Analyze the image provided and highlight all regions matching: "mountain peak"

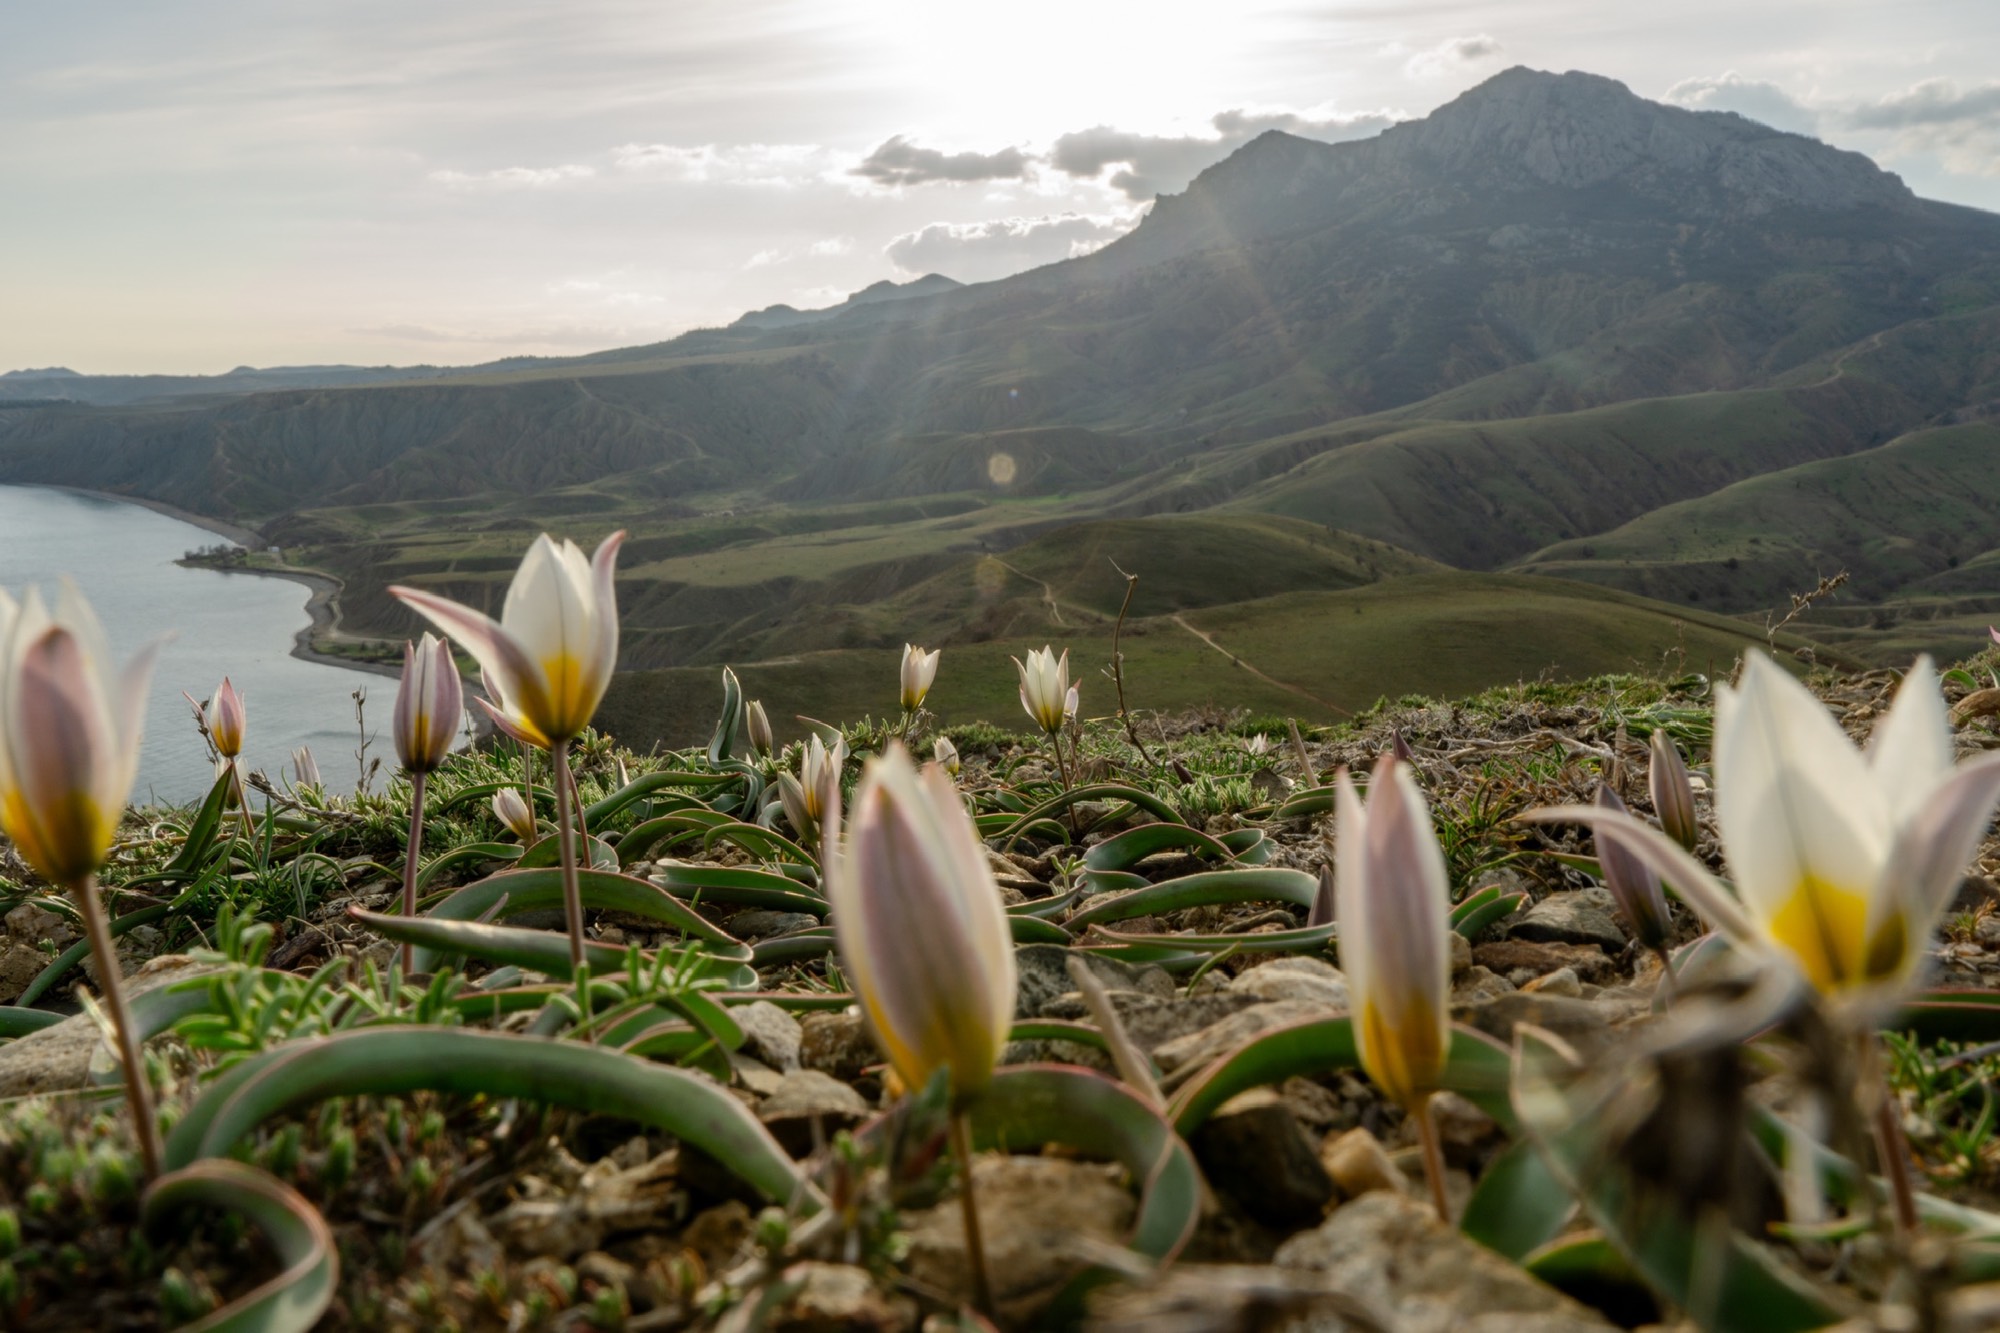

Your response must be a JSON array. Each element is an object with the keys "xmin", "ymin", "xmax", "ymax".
[{"xmin": 1390, "ymin": 66, "xmax": 1909, "ymax": 207}]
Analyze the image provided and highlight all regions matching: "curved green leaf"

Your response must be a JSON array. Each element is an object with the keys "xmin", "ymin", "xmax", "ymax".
[
  {"xmin": 516, "ymin": 833, "xmax": 618, "ymax": 871},
  {"xmin": 1452, "ymin": 889, "xmax": 1528, "ymax": 941},
  {"xmin": 1066, "ymin": 867, "xmax": 1317, "ymax": 931},
  {"xmin": 993, "ymin": 783, "xmax": 1184, "ymax": 846},
  {"xmin": 1077, "ymin": 922, "xmax": 1337, "ymax": 971},
  {"xmin": 973, "ymin": 1065, "xmax": 1200, "ymax": 1304},
  {"xmin": 158, "ymin": 768, "xmax": 237, "ymax": 880},
  {"xmin": 648, "ymin": 863, "xmax": 829, "ymax": 917},
  {"xmin": 1166, "ymin": 1017, "xmax": 1516, "ymax": 1136},
  {"xmin": 1458, "ymin": 1137, "xmax": 1574, "ymax": 1261},
  {"xmin": 0, "ymin": 1007, "xmax": 64, "ymax": 1037},
  {"xmin": 143, "ymin": 1159, "xmax": 336, "ymax": 1333},
  {"xmin": 584, "ymin": 769, "xmax": 736, "ymax": 826},
  {"xmin": 1083, "ymin": 823, "xmax": 1235, "ymax": 873},
  {"xmin": 164, "ymin": 1027, "xmax": 821, "ymax": 1212},
  {"xmin": 1270, "ymin": 784, "xmax": 1338, "ymax": 820},
  {"xmin": 353, "ymin": 908, "xmax": 753, "ymax": 980},
  {"xmin": 709, "ymin": 665, "xmax": 745, "ymax": 766},
  {"xmin": 415, "ymin": 841, "xmax": 522, "ymax": 892},
  {"xmin": 416, "ymin": 867, "xmax": 744, "ymax": 970}
]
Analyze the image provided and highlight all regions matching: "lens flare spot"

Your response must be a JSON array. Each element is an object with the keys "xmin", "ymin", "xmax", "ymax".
[{"xmin": 986, "ymin": 451, "xmax": 1018, "ymax": 487}]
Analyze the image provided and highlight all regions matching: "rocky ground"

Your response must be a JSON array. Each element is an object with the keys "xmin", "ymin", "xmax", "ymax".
[{"xmin": 1, "ymin": 665, "xmax": 1998, "ymax": 1330}]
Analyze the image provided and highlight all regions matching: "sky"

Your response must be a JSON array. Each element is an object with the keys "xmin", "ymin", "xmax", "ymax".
[{"xmin": 4, "ymin": 0, "xmax": 1999, "ymax": 374}]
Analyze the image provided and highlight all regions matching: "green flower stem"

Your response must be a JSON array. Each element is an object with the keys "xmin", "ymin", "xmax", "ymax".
[
  {"xmin": 553, "ymin": 738, "xmax": 592, "ymax": 1037},
  {"xmin": 74, "ymin": 872, "xmax": 162, "ymax": 1179},
  {"xmin": 949, "ymin": 1110, "xmax": 994, "ymax": 1317},
  {"xmin": 1869, "ymin": 1039, "xmax": 1920, "ymax": 1242},
  {"xmin": 399, "ymin": 768, "xmax": 429, "ymax": 975},
  {"xmin": 1415, "ymin": 1092, "xmax": 1451, "ymax": 1222}
]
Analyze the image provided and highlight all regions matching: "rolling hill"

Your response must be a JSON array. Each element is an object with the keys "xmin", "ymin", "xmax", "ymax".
[{"xmin": 4, "ymin": 65, "xmax": 1997, "ymax": 743}]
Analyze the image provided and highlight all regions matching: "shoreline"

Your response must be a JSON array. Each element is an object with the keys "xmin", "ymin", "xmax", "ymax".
[{"xmin": 33, "ymin": 484, "xmax": 405, "ymax": 683}]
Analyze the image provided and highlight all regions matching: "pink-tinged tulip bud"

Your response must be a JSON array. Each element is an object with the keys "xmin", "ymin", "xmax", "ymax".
[
  {"xmin": 492, "ymin": 787, "xmax": 536, "ymax": 841},
  {"xmin": 1335, "ymin": 755, "xmax": 1452, "ymax": 1111},
  {"xmin": 391, "ymin": 531, "xmax": 624, "ymax": 749},
  {"xmin": 900, "ymin": 644, "xmax": 941, "ymax": 712},
  {"xmin": 1593, "ymin": 785, "xmax": 1673, "ymax": 951},
  {"xmin": 0, "ymin": 583, "xmax": 160, "ymax": 885},
  {"xmin": 1390, "ymin": 728, "xmax": 1417, "ymax": 765},
  {"xmin": 1648, "ymin": 730, "xmax": 1699, "ymax": 851},
  {"xmin": 746, "ymin": 700, "xmax": 773, "ymax": 756},
  {"xmin": 291, "ymin": 747, "xmax": 321, "ymax": 791},
  {"xmin": 207, "ymin": 677, "xmax": 245, "ymax": 759},
  {"xmin": 828, "ymin": 744, "xmax": 1017, "ymax": 1106},
  {"xmin": 1990, "ymin": 624, "xmax": 2000, "ymax": 648},
  {"xmin": 1014, "ymin": 646, "xmax": 1071, "ymax": 735},
  {"xmin": 393, "ymin": 633, "xmax": 463, "ymax": 774},
  {"xmin": 934, "ymin": 736, "xmax": 961, "ymax": 777}
]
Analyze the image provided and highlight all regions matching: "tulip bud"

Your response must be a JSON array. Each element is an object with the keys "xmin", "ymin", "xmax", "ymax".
[
  {"xmin": 207, "ymin": 678, "xmax": 245, "ymax": 759},
  {"xmin": 291, "ymin": 747, "xmax": 321, "ymax": 791},
  {"xmin": 934, "ymin": 736, "xmax": 961, "ymax": 777},
  {"xmin": 1592, "ymin": 785, "xmax": 1673, "ymax": 951},
  {"xmin": 746, "ymin": 700, "xmax": 773, "ymax": 756},
  {"xmin": 900, "ymin": 644, "xmax": 941, "ymax": 712},
  {"xmin": 393, "ymin": 633, "xmax": 463, "ymax": 774},
  {"xmin": 0, "ymin": 585, "xmax": 160, "ymax": 885},
  {"xmin": 828, "ymin": 745, "xmax": 1017, "ymax": 1106},
  {"xmin": 492, "ymin": 787, "xmax": 536, "ymax": 841},
  {"xmin": 1648, "ymin": 730, "xmax": 1699, "ymax": 851},
  {"xmin": 780, "ymin": 734, "xmax": 845, "ymax": 836},
  {"xmin": 1013, "ymin": 646, "xmax": 1072, "ymax": 735},
  {"xmin": 1334, "ymin": 755, "xmax": 1452, "ymax": 1111}
]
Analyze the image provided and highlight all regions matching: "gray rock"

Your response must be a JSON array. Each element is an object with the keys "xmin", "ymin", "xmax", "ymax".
[
  {"xmin": 1509, "ymin": 889, "xmax": 1628, "ymax": 951},
  {"xmin": 1275, "ymin": 1191, "xmax": 1617, "ymax": 1331},
  {"xmin": 903, "ymin": 1156, "xmax": 1135, "ymax": 1325},
  {"xmin": 772, "ymin": 1262, "xmax": 914, "ymax": 1332},
  {"xmin": 799, "ymin": 1010, "xmax": 879, "ymax": 1082},
  {"xmin": 1521, "ymin": 967, "xmax": 1582, "ymax": 998},
  {"xmin": 727, "ymin": 909, "xmax": 822, "ymax": 940},
  {"xmin": 0, "ymin": 955, "xmax": 216, "ymax": 1097},
  {"xmin": 1454, "ymin": 991, "xmax": 1611, "ymax": 1052},
  {"xmin": 733, "ymin": 1000, "xmax": 803, "ymax": 1072},
  {"xmin": 5, "ymin": 903, "xmax": 71, "ymax": 946},
  {"xmin": 1229, "ymin": 956, "xmax": 1350, "ymax": 1009},
  {"xmin": 1320, "ymin": 1127, "xmax": 1404, "ymax": 1201},
  {"xmin": 1154, "ymin": 1000, "xmax": 1331, "ymax": 1082},
  {"xmin": 1087, "ymin": 1263, "xmax": 1402, "ymax": 1333},
  {"xmin": 1449, "ymin": 965, "xmax": 1516, "ymax": 1006},
  {"xmin": 0, "ymin": 944, "xmax": 46, "ymax": 1005},
  {"xmin": 758, "ymin": 1070, "xmax": 873, "ymax": 1156},
  {"xmin": 1194, "ymin": 1088, "xmax": 1334, "ymax": 1227},
  {"xmin": 1014, "ymin": 944, "xmax": 1172, "ymax": 1018}
]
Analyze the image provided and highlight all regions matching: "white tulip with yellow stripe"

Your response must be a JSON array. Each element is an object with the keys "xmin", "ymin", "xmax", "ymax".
[
  {"xmin": 0, "ymin": 581, "xmax": 166, "ymax": 1176},
  {"xmin": 390, "ymin": 531, "xmax": 624, "ymax": 750},
  {"xmin": 1335, "ymin": 754, "xmax": 1453, "ymax": 1113},
  {"xmin": 1537, "ymin": 653, "xmax": 2000, "ymax": 1013},
  {"xmin": 1014, "ymin": 645, "xmax": 1075, "ymax": 736},
  {"xmin": 1334, "ymin": 753, "xmax": 1457, "ymax": 1217},
  {"xmin": 827, "ymin": 744, "xmax": 1016, "ymax": 1107},
  {"xmin": 900, "ymin": 644, "xmax": 940, "ymax": 712}
]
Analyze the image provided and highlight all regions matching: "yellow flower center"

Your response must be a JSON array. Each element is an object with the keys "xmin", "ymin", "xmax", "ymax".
[
  {"xmin": 1359, "ymin": 996, "xmax": 1443, "ymax": 1112},
  {"xmin": 1767, "ymin": 874, "xmax": 1906, "ymax": 992},
  {"xmin": 2, "ymin": 785, "xmax": 112, "ymax": 885}
]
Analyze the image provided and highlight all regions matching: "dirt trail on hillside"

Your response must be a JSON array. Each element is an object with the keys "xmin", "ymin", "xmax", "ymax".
[
  {"xmin": 1170, "ymin": 614, "xmax": 1348, "ymax": 716},
  {"xmin": 987, "ymin": 557, "xmax": 1071, "ymax": 627}
]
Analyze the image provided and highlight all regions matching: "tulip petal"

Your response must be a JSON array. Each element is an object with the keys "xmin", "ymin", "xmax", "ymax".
[
  {"xmin": 1519, "ymin": 804, "xmax": 1760, "ymax": 947},
  {"xmin": 1867, "ymin": 656, "xmax": 1951, "ymax": 827},
  {"xmin": 585, "ymin": 530, "xmax": 625, "ymax": 718},
  {"xmin": 392, "ymin": 585, "xmax": 555, "ymax": 746},
  {"xmin": 1714, "ymin": 655, "xmax": 1883, "ymax": 923},
  {"xmin": 1876, "ymin": 749, "xmax": 2000, "ymax": 964}
]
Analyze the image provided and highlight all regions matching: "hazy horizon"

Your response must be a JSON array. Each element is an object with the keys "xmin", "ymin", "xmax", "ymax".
[{"xmin": 8, "ymin": 0, "xmax": 2000, "ymax": 375}]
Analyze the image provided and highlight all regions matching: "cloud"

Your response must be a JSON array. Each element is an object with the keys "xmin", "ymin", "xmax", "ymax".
[
  {"xmin": 1050, "ymin": 106, "xmax": 1400, "ymax": 200},
  {"xmin": 851, "ymin": 135, "xmax": 1035, "ymax": 187},
  {"xmin": 808, "ymin": 236, "xmax": 851, "ymax": 256},
  {"xmin": 1665, "ymin": 72, "xmax": 1820, "ymax": 135},
  {"xmin": 611, "ymin": 142, "xmax": 828, "ymax": 186},
  {"xmin": 885, "ymin": 212, "xmax": 1138, "ymax": 282},
  {"xmin": 1844, "ymin": 79, "xmax": 2000, "ymax": 176},
  {"xmin": 1404, "ymin": 34, "xmax": 1504, "ymax": 79},
  {"xmin": 428, "ymin": 163, "xmax": 595, "ymax": 189},
  {"xmin": 1847, "ymin": 79, "xmax": 2000, "ymax": 131}
]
